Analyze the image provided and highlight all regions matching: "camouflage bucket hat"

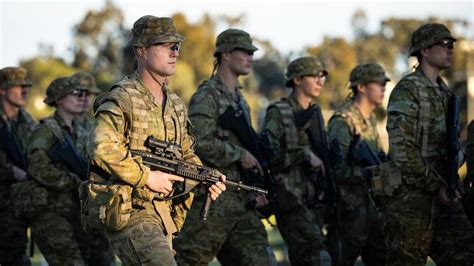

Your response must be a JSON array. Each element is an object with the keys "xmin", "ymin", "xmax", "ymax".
[
  {"xmin": 409, "ymin": 23, "xmax": 457, "ymax": 56},
  {"xmin": 285, "ymin": 56, "xmax": 328, "ymax": 87},
  {"xmin": 214, "ymin": 29, "xmax": 258, "ymax": 57},
  {"xmin": 44, "ymin": 76, "xmax": 85, "ymax": 106},
  {"xmin": 349, "ymin": 63, "xmax": 390, "ymax": 87},
  {"xmin": 130, "ymin": 15, "xmax": 184, "ymax": 47},
  {"xmin": 0, "ymin": 67, "xmax": 32, "ymax": 89},
  {"xmin": 71, "ymin": 71, "xmax": 100, "ymax": 94}
]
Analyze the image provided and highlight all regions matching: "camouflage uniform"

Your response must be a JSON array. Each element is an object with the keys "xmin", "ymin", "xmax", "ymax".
[
  {"xmin": 89, "ymin": 16, "xmax": 199, "ymax": 266},
  {"xmin": 28, "ymin": 77, "xmax": 90, "ymax": 265},
  {"xmin": 72, "ymin": 71, "xmax": 115, "ymax": 266},
  {"xmin": 326, "ymin": 64, "xmax": 389, "ymax": 266},
  {"xmin": 262, "ymin": 57, "xmax": 330, "ymax": 266},
  {"xmin": 463, "ymin": 120, "xmax": 474, "ymax": 225},
  {"xmin": 383, "ymin": 23, "xmax": 474, "ymax": 266},
  {"xmin": 174, "ymin": 29, "xmax": 276, "ymax": 266},
  {"xmin": 0, "ymin": 67, "xmax": 36, "ymax": 266}
]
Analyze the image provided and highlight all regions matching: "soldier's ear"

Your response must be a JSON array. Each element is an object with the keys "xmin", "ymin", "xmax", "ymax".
[
  {"xmin": 221, "ymin": 52, "xmax": 232, "ymax": 63},
  {"xmin": 293, "ymin": 76, "xmax": 302, "ymax": 87},
  {"xmin": 356, "ymin": 84, "xmax": 365, "ymax": 94}
]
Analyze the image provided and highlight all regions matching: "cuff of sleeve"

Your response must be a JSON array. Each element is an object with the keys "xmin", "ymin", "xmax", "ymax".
[{"xmin": 134, "ymin": 165, "xmax": 150, "ymax": 188}]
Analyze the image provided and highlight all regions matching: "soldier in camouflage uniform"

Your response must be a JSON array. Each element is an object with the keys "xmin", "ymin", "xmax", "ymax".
[
  {"xmin": 72, "ymin": 71, "xmax": 101, "ymax": 132},
  {"xmin": 88, "ymin": 15, "xmax": 225, "ymax": 265},
  {"xmin": 383, "ymin": 23, "xmax": 474, "ymax": 265},
  {"xmin": 28, "ymin": 76, "xmax": 90, "ymax": 265},
  {"xmin": 326, "ymin": 63, "xmax": 389, "ymax": 266},
  {"xmin": 262, "ymin": 56, "xmax": 331, "ymax": 266},
  {"xmin": 0, "ymin": 67, "xmax": 36, "ymax": 266},
  {"xmin": 71, "ymin": 72, "xmax": 115, "ymax": 265},
  {"xmin": 174, "ymin": 29, "xmax": 276, "ymax": 266},
  {"xmin": 463, "ymin": 120, "xmax": 474, "ymax": 225}
]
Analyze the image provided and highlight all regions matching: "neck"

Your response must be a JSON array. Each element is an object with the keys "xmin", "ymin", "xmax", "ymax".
[
  {"xmin": 138, "ymin": 66, "xmax": 165, "ymax": 102},
  {"xmin": 420, "ymin": 61, "xmax": 441, "ymax": 87},
  {"xmin": 216, "ymin": 66, "xmax": 239, "ymax": 93},
  {"xmin": 354, "ymin": 95, "xmax": 375, "ymax": 119},
  {"xmin": 1, "ymin": 99, "xmax": 21, "ymax": 120},
  {"xmin": 293, "ymin": 89, "xmax": 313, "ymax": 109},
  {"xmin": 57, "ymin": 108, "xmax": 75, "ymax": 130}
]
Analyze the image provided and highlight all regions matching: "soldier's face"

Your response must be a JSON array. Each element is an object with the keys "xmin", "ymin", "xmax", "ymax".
[
  {"xmin": 57, "ymin": 90, "xmax": 87, "ymax": 115},
  {"xmin": 1, "ymin": 85, "xmax": 29, "ymax": 108},
  {"xmin": 363, "ymin": 81, "xmax": 386, "ymax": 106},
  {"xmin": 141, "ymin": 42, "xmax": 180, "ymax": 76},
  {"xmin": 226, "ymin": 49, "xmax": 254, "ymax": 76},
  {"xmin": 297, "ymin": 74, "xmax": 326, "ymax": 98},
  {"xmin": 422, "ymin": 39, "xmax": 454, "ymax": 70}
]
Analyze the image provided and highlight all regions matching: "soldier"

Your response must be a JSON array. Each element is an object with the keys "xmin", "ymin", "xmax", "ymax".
[
  {"xmin": 88, "ymin": 15, "xmax": 225, "ymax": 265},
  {"xmin": 326, "ymin": 63, "xmax": 388, "ymax": 266},
  {"xmin": 70, "ymin": 71, "xmax": 114, "ymax": 265},
  {"xmin": 383, "ymin": 23, "xmax": 474, "ymax": 265},
  {"xmin": 71, "ymin": 71, "xmax": 101, "ymax": 132},
  {"xmin": 0, "ymin": 67, "xmax": 36, "ymax": 266},
  {"xmin": 173, "ymin": 29, "xmax": 276, "ymax": 266},
  {"xmin": 27, "ymin": 76, "xmax": 90, "ymax": 265},
  {"xmin": 262, "ymin": 56, "xmax": 331, "ymax": 266}
]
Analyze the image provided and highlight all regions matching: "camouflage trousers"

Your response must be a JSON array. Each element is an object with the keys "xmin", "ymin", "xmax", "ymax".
[
  {"xmin": 383, "ymin": 185, "xmax": 474, "ymax": 266},
  {"xmin": 276, "ymin": 204, "xmax": 330, "ymax": 266},
  {"xmin": 0, "ymin": 196, "xmax": 30, "ymax": 266},
  {"xmin": 106, "ymin": 207, "xmax": 175, "ymax": 266},
  {"xmin": 326, "ymin": 200, "xmax": 386, "ymax": 266},
  {"xmin": 31, "ymin": 210, "xmax": 89, "ymax": 266},
  {"xmin": 174, "ymin": 190, "xmax": 276, "ymax": 266},
  {"xmin": 88, "ymin": 232, "xmax": 116, "ymax": 266}
]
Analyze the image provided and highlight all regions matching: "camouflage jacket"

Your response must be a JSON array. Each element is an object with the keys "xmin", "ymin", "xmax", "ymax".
[
  {"xmin": 328, "ymin": 100, "xmax": 381, "ymax": 207},
  {"xmin": 387, "ymin": 66, "xmax": 452, "ymax": 193},
  {"xmin": 262, "ymin": 92, "xmax": 319, "ymax": 208},
  {"xmin": 28, "ymin": 111, "xmax": 87, "ymax": 213},
  {"xmin": 89, "ymin": 72, "xmax": 200, "ymax": 232},
  {"xmin": 188, "ymin": 75, "xmax": 249, "ymax": 183},
  {"xmin": 0, "ymin": 106, "xmax": 36, "ymax": 206}
]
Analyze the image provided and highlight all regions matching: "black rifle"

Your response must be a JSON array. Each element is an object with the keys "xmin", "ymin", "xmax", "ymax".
[
  {"xmin": 446, "ymin": 95, "xmax": 461, "ymax": 224},
  {"xmin": 48, "ymin": 134, "xmax": 88, "ymax": 180},
  {"xmin": 0, "ymin": 123, "xmax": 28, "ymax": 171},
  {"xmin": 348, "ymin": 134, "xmax": 383, "ymax": 167},
  {"xmin": 130, "ymin": 136, "xmax": 267, "ymax": 221},
  {"xmin": 219, "ymin": 105, "xmax": 278, "ymax": 218}
]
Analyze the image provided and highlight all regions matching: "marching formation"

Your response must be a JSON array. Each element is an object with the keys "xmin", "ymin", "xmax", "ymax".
[{"xmin": 1, "ymin": 14, "xmax": 473, "ymax": 266}]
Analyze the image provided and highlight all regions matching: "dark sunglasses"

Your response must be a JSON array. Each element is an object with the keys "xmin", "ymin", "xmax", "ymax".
[
  {"xmin": 71, "ymin": 89, "xmax": 89, "ymax": 98},
  {"xmin": 434, "ymin": 40, "xmax": 454, "ymax": 49}
]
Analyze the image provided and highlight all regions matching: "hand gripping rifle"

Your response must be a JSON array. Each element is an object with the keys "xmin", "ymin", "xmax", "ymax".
[
  {"xmin": 130, "ymin": 136, "xmax": 268, "ymax": 221},
  {"xmin": 219, "ymin": 105, "xmax": 278, "ymax": 218}
]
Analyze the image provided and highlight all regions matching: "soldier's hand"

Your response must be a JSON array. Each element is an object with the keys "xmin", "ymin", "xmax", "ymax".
[
  {"xmin": 12, "ymin": 165, "xmax": 28, "ymax": 181},
  {"xmin": 208, "ymin": 175, "xmax": 226, "ymax": 201},
  {"xmin": 255, "ymin": 193, "xmax": 269, "ymax": 208},
  {"xmin": 241, "ymin": 151, "xmax": 264, "ymax": 176},
  {"xmin": 146, "ymin": 170, "xmax": 184, "ymax": 194},
  {"xmin": 308, "ymin": 152, "xmax": 325, "ymax": 176},
  {"xmin": 437, "ymin": 186, "xmax": 461, "ymax": 206}
]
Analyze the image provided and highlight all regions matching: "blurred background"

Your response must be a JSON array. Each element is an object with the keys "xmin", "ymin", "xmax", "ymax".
[{"xmin": 2, "ymin": 0, "xmax": 473, "ymax": 264}]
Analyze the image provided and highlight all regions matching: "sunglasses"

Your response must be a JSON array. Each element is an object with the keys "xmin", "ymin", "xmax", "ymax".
[
  {"xmin": 434, "ymin": 40, "xmax": 454, "ymax": 49},
  {"xmin": 71, "ymin": 89, "xmax": 90, "ymax": 98}
]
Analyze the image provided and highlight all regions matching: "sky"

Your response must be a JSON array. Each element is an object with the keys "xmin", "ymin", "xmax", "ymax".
[{"xmin": 1, "ymin": 0, "xmax": 473, "ymax": 67}]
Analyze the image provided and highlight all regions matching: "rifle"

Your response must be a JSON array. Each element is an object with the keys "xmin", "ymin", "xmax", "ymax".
[
  {"xmin": 0, "ymin": 122, "xmax": 28, "ymax": 171},
  {"xmin": 48, "ymin": 134, "xmax": 88, "ymax": 180},
  {"xmin": 446, "ymin": 95, "xmax": 461, "ymax": 224},
  {"xmin": 130, "ymin": 136, "xmax": 267, "ymax": 221},
  {"xmin": 219, "ymin": 105, "xmax": 278, "ymax": 218},
  {"xmin": 348, "ymin": 134, "xmax": 383, "ymax": 167}
]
